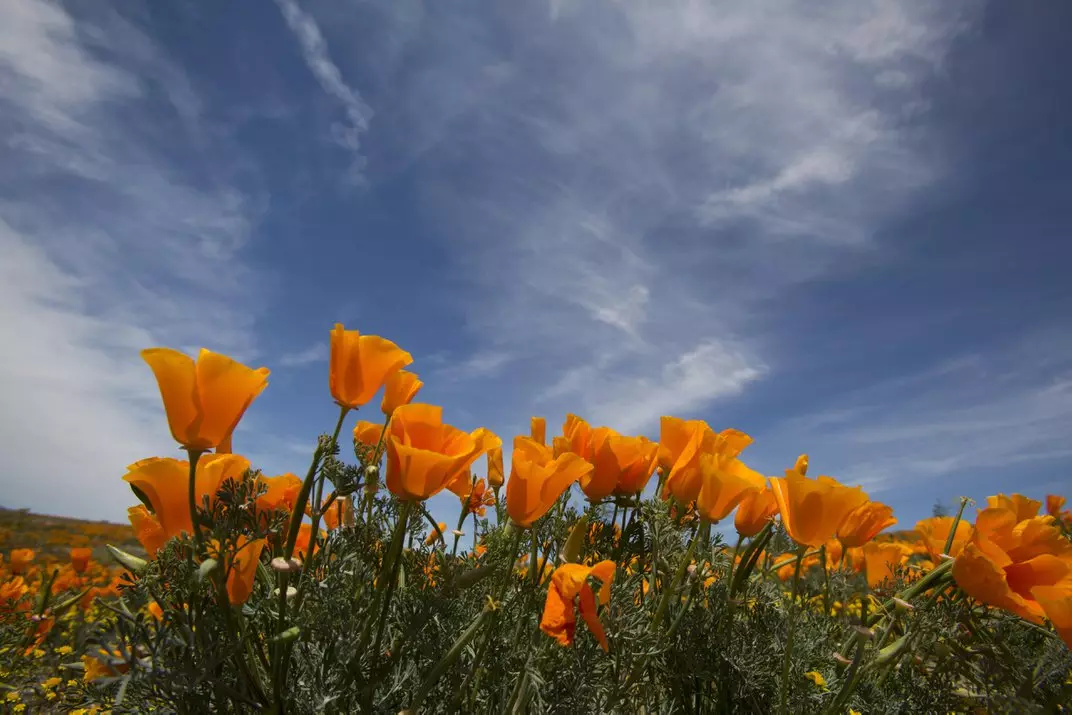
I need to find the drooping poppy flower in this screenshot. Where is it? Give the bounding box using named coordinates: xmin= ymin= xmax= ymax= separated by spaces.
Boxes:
xmin=540 ymin=560 xmax=615 ymax=651
xmin=985 ymin=493 xmax=1042 ymax=522
xmin=1046 ymin=494 xmax=1067 ymax=518
xmin=381 ymin=370 xmax=423 ymax=415
xmin=1032 ymin=582 xmax=1072 ymax=649
xmin=141 ymin=347 xmax=269 ymax=453
xmin=914 ymin=516 xmax=972 ymax=560
xmin=862 ymin=542 xmax=909 ymax=588
xmin=122 ymin=454 xmax=251 ymax=541
xmin=487 ymin=447 xmax=505 ymax=489
xmin=128 ymin=505 xmax=168 ymax=556
xmin=424 ymin=522 xmax=448 ymax=547
xmin=70 ymin=548 xmax=92 ymax=574
xmin=695 ymin=451 xmax=766 ymax=523
xmin=506 ymin=437 xmax=593 ymax=528
xmin=384 ymin=404 xmax=500 ymax=501
xmin=82 ymin=649 xmax=128 ymax=682
xmin=226 ymin=537 xmax=265 ymax=605
xmin=0 ymin=577 xmax=28 ymax=607
xmin=8 ymin=549 xmax=35 ymax=575
xmin=329 ymin=323 xmax=413 ymax=410
xmin=769 ymin=471 xmax=868 ymax=548
xmin=735 ymin=487 xmax=779 ymax=538
xmin=838 ymin=501 xmax=898 ymax=548
xmin=531 ymin=417 xmax=547 ymax=445
xmin=148 ymin=601 xmax=164 ymax=621
xmin=255 ymin=473 xmax=303 ymax=514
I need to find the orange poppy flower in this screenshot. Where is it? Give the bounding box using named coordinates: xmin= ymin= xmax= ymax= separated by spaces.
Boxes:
xmin=128 ymin=505 xmax=168 ymax=556
xmin=319 ymin=496 xmax=355 ymax=530
xmin=226 ymin=537 xmax=265 ymax=605
xmin=581 ymin=429 xmax=659 ymax=502
xmin=122 ymin=454 xmax=251 ymax=542
xmin=506 ymin=437 xmax=593 ymax=528
xmin=460 ymin=478 xmax=496 ymax=517
xmin=329 ymin=323 xmax=413 ymax=409
xmin=986 ymin=493 xmax=1042 ymax=522
xmin=862 ymin=542 xmax=909 ymax=588
xmin=824 ymin=538 xmax=844 ymax=569
xmin=914 ymin=516 xmax=972 ymax=560
xmin=8 ymin=549 xmax=34 ymax=575
xmin=294 ymin=523 xmax=323 ymax=560
xmin=769 ymin=471 xmax=868 ymax=548
xmin=141 ymin=347 xmax=269 ymax=452
xmin=838 ymin=501 xmax=898 ymax=548
xmin=540 ymin=560 xmax=616 ymax=651
xmin=660 ymin=417 xmax=752 ymax=505
xmin=255 ymin=473 xmax=303 ymax=514
xmin=354 ymin=420 xmax=384 ymax=450
xmin=695 ymin=452 xmax=765 ymax=523
xmin=148 ymin=601 xmax=164 ymax=621
xmin=1032 ymin=582 xmax=1072 ymax=649
xmin=425 ymin=522 xmax=448 ymax=547
xmin=953 ymin=515 xmax=1072 ymax=623
xmin=381 ymin=370 xmax=423 ymax=415
xmin=487 ymin=447 xmax=505 ymax=489
xmin=0 ymin=577 xmax=28 ymax=607
xmin=1046 ymin=494 xmax=1067 ymax=518
xmin=70 ymin=548 xmax=92 ymax=574
xmin=384 ymin=404 xmax=500 ymax=501
xmin=531 ymin=416 xmax=547 ymax=445
xmin=793 ymin=454 xmax=809 ymax=476
xmin=735 ymin=487 xmax=779 ymax=538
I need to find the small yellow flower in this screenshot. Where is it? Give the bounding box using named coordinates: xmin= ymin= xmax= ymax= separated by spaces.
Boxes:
xmin=850 ymin=710 xmax=862 ymax=715
xmin=56 ymin=645 xmax=74 ymax=655
xmin=46 ymin=692 xmax=58 ymax=701
xmin=67 ymin=680 xmax=79 ymax=687
xmin=15 ymin=704 xmax=26 ymax=713
xmin=6 ymin=691 xmax=20 ymax=702
xmin=43 ymin=677 xmax=63 ymax=688
xmin=32 ymin=648 xmax=45 ymax=658
xmin=804 ymin=670 xmax=827 ymax=690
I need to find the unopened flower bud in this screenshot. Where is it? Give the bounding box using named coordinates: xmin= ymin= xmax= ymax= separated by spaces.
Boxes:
xmin=853 ymin=625 xmax=874 ymax=640
xmin=832 ymin=652 xmax=852 ymax=666
xmin=272 ymin=586 xmax=298 ymax=600
xmin=452 ymin=529 xmax=465 ymax=537
xmin=892 ymin=597 xmax=914 ymax=611
xmin=271 ymin=557 xmax=303 ymax=573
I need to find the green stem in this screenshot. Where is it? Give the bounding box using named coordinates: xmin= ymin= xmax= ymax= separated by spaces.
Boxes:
xmin=186 ymin=449 xmax=205 ymax=554
xmin=820 ymin=545 xmax=831 ymax=616
xmin=409 ymin=607 xmax=492 ymax=713
xmin=652 ymin=519 xmax=704 ymax=631
xmin=943 ymin=496 xmax=971 ymax=556
xmin=283 ymin=405 xmax=350 ymax=559
xmin=779 ymin=545 xmax=807 ymax=715
xmin=370 ymin=500 xmax=416 ymax=656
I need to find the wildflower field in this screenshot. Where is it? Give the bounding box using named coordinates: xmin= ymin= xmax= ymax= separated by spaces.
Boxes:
xmin=2 ymin=324 xmax=1071 ymax=714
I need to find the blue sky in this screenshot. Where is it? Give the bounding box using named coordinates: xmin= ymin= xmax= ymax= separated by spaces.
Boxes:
xmin=1 ymin=0 xmax=1070 ymax=530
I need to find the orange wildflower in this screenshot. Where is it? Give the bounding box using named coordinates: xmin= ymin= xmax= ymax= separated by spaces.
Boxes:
xmin=381 ymin=370 xmax=423 ymax=415
xmin=8 ymin=549 xmax=34 ymax=575
xmin=0 ymin=577 xmax=28 ymax=607
xmin=531 ymin=416 xmax=547 ymax=445
xmin=82 ymin=649 xmax=128 ymax=682
xmin=122 ymin=454 xmax=251 ymax=542
xmin=838 ymin=501 xmax=898 ymax=548
xmin=575 ymin=426 xmax=659 ymax=501
xmin=953 ymin=514 xmax=1072 ymax=623
xmin=329 ymin=323 xmax=413 ymax=410
xmin=70 ymin=547 xmax=92 ymax=574
xmin=425 ymin=522 xmax=448 ymax=547
xmin=294 ymin=523 xmax=323 ymax=560
xmin=487 ymin=447 xmax=505 ymax=489
xmin=915 ymin=516 xmax=972 ymax=560
xmin=226 ymin=537 xmax=265 ymax=605
xmin=148 ymin=601 xmax=164 ymax=621
xmin=354 ymin=420 xmax=384 ymax=449
xmin=540 ymin=560 xmax=616 ymax=651
xmin=769 ymin=471 xmax=868 ymax=548
xmin=141 ymin=347 xmax=269 ymax=452
xmin=793 ymin=454 xmax=809 ymax=475
xmin=461 ymin=478 xmax=495 ymax=517
xmin=660 ymin=417 xmax=752 ymax=505
xmin=128 ymin=505 xmax=168 ymax=556
xmin=986 ymin=493 xmax=1042 ymax=522
xmin=321 ymin=496 xmax=355 ymax=530
xmin=506 ymin=437 xmax=593 ymax=528
xmin=256 ymin=473 xmax=303 ymax=514
xmin=735 ymin=487 xmax=779 ymax=538
xmin=695 ymin=450 xmax=765 ymax=523
xmin=1032 ymin=582 xmax=1072 ymax=649
xmin=1045 ymin=494 xmax=1066 ymax=518
xmin=384 ymin=404 xmax=500 ymax=501
xmin=862 ymin=542 xmax=909 ymax=588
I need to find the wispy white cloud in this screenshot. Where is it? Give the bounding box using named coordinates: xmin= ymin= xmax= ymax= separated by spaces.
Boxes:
xmin=338 ymin=0 xmax=978 ymax=434
xmin=272 ymin=0 xmax=372 ymax=182
xmin=0 ymin=0 xmax=264 ymax=520
xmin=279 ymin=342 xmax=329 ymax=368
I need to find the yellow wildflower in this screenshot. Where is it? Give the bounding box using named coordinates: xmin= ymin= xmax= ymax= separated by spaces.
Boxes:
xmin=43 ymin=677 xmax=62 ymax=688
xmin=804 ymin=671 xmax=827 ymax=690
xmin=56 ymin=645 xmax=74 ymax=655
xmin=6 ymin=691 xmax=20 ymax=702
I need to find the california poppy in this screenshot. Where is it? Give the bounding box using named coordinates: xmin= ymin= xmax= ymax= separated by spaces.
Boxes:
xmin=914 ymin=516 xmax=972 ymax=560
xmin=487 ymin=447 xmax=505 ymax=489
xmin=838 ymin=501 xmax=898 ymax=548
xmin=255 ymin=473 xmax=303 ymax=514
xmin=531 ymin=416 xmax=547 ymax=445
xmin=0 ymin=577 xmax=29 ymax=606
xmin=862 ymin=542 xmax=909 ymax=588
xmin=70 ymin=548 xmax=92 ymax=574
xmin=294 ymin=523 xmax=323 ymax=560
xmin=141 ymin=348 xmax=269 ymax=452
xmin=793 ymin=454 xmax=809 ymax=475
xmin=769 ymin=471 xmax=868 ymax=548
xmin=8 ymin=549 xmax=34 ymax=575
xmin=384 ymin=404 xmax=500 ymax=501
xmin=128 ymin=505 xmax=168 ymax=556
xmin=986 ymin=493 xmax=1042 ymax=522
xmin=329 ymin=323 xmax=412 ymax=409
xmin=321 ymin=495 xmax=355 ymax=530
xmin=226 ymin=537 xmax=265 ymax=605
xmin=1045 ymin=494 xmax=1066 ymax=518
xmin=953 ymin=515 xmax=1072 ymax=623
xmin=1032 ymin=582 xmax=1072 ymax=649
xmin=735 ymin=487 xmax=779 ymax=538
xmin=461 ymin=478 xmax=495 ymax=517
xmin=580 ymin=429 xmax=658 ymax=502
xmin=506 ymin=437 xmax=593 ymax=528
xmin=424 ymin=522 xmax=448 ymax=547
xmin=540 ymin=560 xmax=616 ymax=651
xmin=123 ymin=454 xmax=250 ymax=541
xmin=695 ymin=451 xmax=766 ymax=523
xmin=354 ymin=421 xmax=384 ymax=450
xmin=661 ymin=417 xmax=753 ymax=505
xmin=381 ymin=370 xmax=423 ymax=415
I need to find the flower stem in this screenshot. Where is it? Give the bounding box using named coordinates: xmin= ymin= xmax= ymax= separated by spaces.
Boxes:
xmin=779 ymin=544 xmax=807 ymax=715
xmin=943 ymin=496 xmax=971 ymax=556
xmin=186 ymin=449 xmax=205 ymax=554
